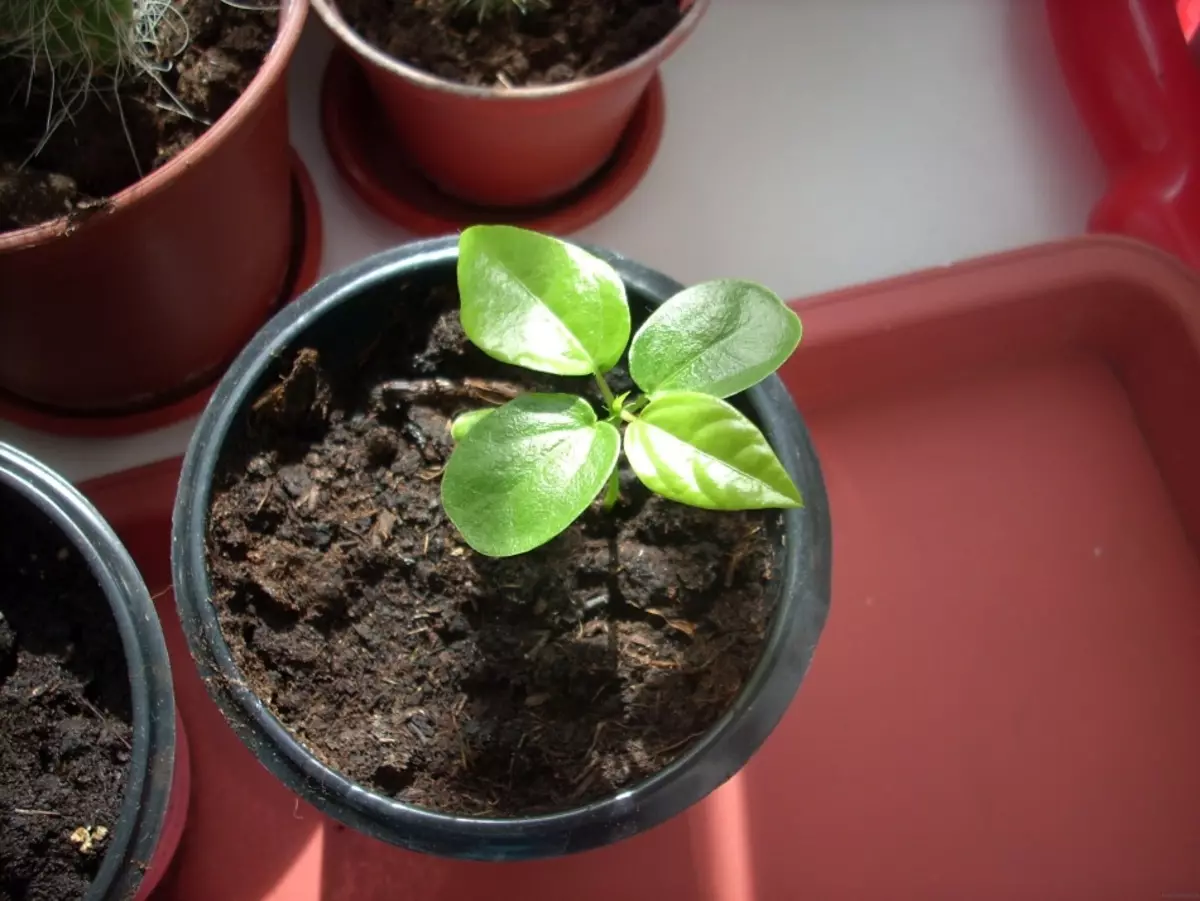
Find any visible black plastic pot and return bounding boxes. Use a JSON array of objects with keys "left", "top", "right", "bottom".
[
  {"left": 0, "top": 443, "right": 175, "bottom": 899},
  {"left": 171, "top": 237, "right": 832, "bottom": 861}
]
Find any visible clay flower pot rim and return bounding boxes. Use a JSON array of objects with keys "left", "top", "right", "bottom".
[
  {"left": 309, "top": 0, "right": 709, "bottom": 101},
  {"left": 172, "top": 236, "right": 832, "bottom": 860},
  {"left": 0, "top": 442, "right": 176, "bottom": 900},
  {"left": 0, "top": 0, "right": 309, "bottom": 251}
]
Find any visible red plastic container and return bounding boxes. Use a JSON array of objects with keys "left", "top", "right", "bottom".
[
  {"left": 0, "top": 151, "right": 324, "bottom": 438},
  {"left": 319, "top": 49, "right": 666, "bottom": 236},
  {"left": 1181, "top": 0, "right": 1200, "bottom": 40},
  {"left": 0, "top": 0, "right": 308, "bottom": 414},
  {"left": 309, "top": 0, "right": 707, "bottom": 207},
  {"left": 1048, "top": 0, "right": 1200, "bottom": 269},
  {"left": 83, "top": 237, "right": 1200, "bottom": 897}
]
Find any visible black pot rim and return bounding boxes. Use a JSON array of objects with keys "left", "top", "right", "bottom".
[
  {"left": 172, "top": 236, "right": 832, "bottom": 861},
  {"left": 0, "top": 442, "right": 175, "bottom": 900}
]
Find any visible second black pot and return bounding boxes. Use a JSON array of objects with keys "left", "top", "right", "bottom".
[
  {"left": 171, "top": 237, "right": 832, "bottom": 861},
  {"left": 0, "top": 442, "right": 176, "bottom": 899}
]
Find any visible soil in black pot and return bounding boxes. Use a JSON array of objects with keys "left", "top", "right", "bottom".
[
  {"left": 205, "top": 282, "right": 782, "bottom": 816},
  {"left": 337, "top": 0, "right": 683, "bottom": 88},
  {"left": 0, "top": 0, "right": 277, "bottom": 233},
  {"left": 0, "top": 487, "right": 133, "bottom": 900}
]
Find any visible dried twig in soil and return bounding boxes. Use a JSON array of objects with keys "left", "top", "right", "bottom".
[{"left": 373, "top": 377, "right": 520, "bottom": 411}]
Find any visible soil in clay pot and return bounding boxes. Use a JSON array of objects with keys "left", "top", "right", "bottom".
[
  {"left": 0, "top": 487, "right": 133, "bottom": 900},
  {"left": 0, "top": 0, "right": 277, "bottom": 233},
  {"left": 206, "top": 283, "right": 781, "bottom": 816},
  {"left": 336, "top": 0, "right": 683, "bottom": 87}
]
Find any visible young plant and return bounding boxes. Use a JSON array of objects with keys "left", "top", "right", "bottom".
[{"left": 441, "top": 225, "right": 805, "bottom": 558}]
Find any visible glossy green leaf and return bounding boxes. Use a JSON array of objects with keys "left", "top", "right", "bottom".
[
  {"left": 624, "top": 391, "right": 802, "bottom": 510},
  {"left": 442, "top": 393, "right": 620, "bottom": 556},
  {"left": 628, "top": 280, "right": 802, "bottom": 398},
  {"left": 449, "top": 407, "right": 494, "bottom": 442},
  {"left": 457, "top": 226, "right": 630, "bottom": 376}
]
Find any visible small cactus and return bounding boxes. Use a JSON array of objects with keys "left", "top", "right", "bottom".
[
  {"left": 453, "top": 0, "right": 550, "bottom": 22},
  {"left": 0, "top": 0, "right": 183, "bottom": 158},
  {"left": 0, "top": 0, "right": 139, "bottom": 74}
]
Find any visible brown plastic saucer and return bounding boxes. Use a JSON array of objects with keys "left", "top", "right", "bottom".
[{"left": 320, "top": 49, "right": 666, "bottom": 236}]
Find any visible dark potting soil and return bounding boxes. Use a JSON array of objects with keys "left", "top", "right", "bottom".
[
  {"left": 206, "top": 283, "right": 781, "bottom": 816},
  {"left": 0, "top": 488, "right": 133, "bottom": 901},
  {"left": 0, "top": 0, "right": 277, "bottom": 233},
  {"left": 337, "top": 0, "right": 683, "bottom": 88}
]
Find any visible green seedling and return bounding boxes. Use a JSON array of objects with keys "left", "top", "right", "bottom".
[{"left": 441, "top": 225, "right": 805, "bottom": 558}]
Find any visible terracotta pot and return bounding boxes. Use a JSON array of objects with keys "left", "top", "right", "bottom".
[
  {"left": 310, "top": 0, "right": 709, "bottom": 207},
  {"left": 0, "top": 0, "right": 309, "bottom": 414}
]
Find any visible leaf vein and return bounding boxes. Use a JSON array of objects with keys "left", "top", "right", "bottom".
[
  {"left": 642, "top": 420, "right": 778, "bottom": 492},
  {"left": 489, "top": 253, "right": 591, "bottom": 365},
  {"left": 652, "top": 314, "right": 743, "bottom": 391}
]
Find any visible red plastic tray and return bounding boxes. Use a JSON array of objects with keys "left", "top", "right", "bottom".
[{"left": 83, "top": 236, "right": 1200, "bottom": 899}]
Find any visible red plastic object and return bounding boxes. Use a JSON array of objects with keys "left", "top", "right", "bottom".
[
  {"left": 310, "top": 0, "right": 705, "bottom": 208},
  {"left": 134, "top": 712, "right": 191, "bottom": 901},
  {"left": 0, "top": 0, "right": 308, "bottom": 413},
  {"left": 82, "top": 237, "right": 1200, "bottom": 897},
  {"left": 1180, "top": 0, "right": 1200, "bottom": 40},
  {"left": 0, "top": 151, "right": 323, "bottom": 438},
  {"left": 320, "top": 50, "right": 665, "bottom": 236},
  {"left": 1048, "top": 0, "right": 1200, "bottom": 268}
]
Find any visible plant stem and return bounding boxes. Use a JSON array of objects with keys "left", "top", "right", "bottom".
[
  {"left": 602, "top": 467, "right": 620, "bottom": 511},
  {"left": 593, "top": 372, "right": 616, "bottom": 408}
]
